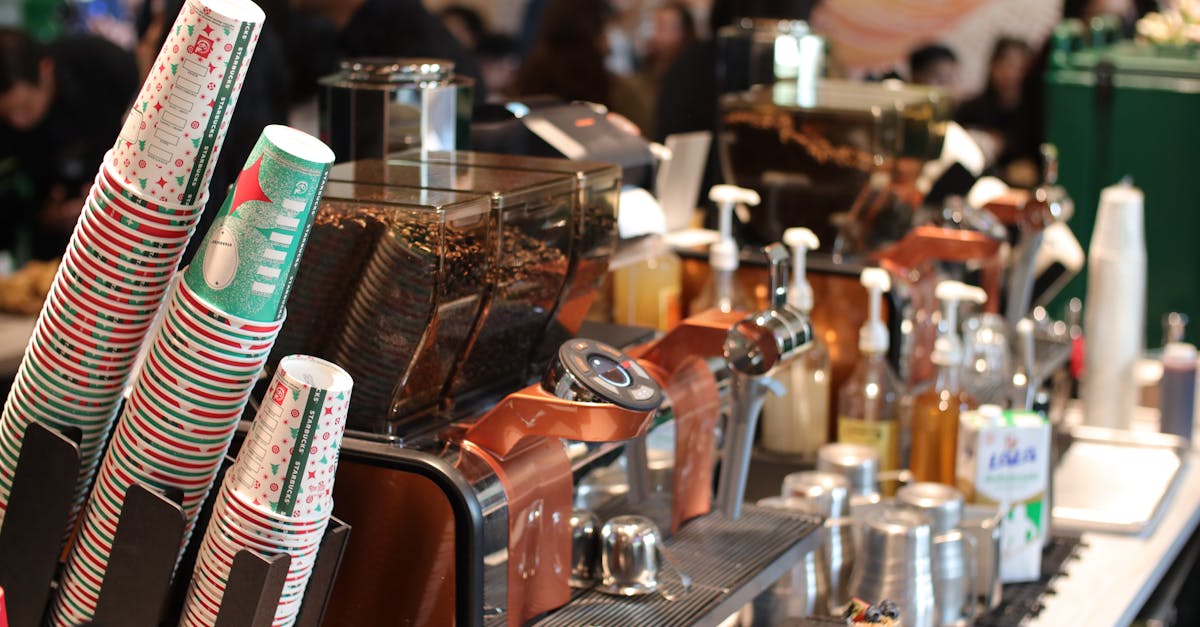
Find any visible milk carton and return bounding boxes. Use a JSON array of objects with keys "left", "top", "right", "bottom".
[{"left": 957, "top": 405, "right": 1051, "bottom": 583}]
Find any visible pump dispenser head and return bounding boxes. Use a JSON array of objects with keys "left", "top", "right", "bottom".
[
  {"left": 707, "top": 185, "right": 760, "bottom": 272},
  {"left": 932, "top": 280, "right": 987, "bottom": 366},
  {"left": 859, "top": 267, "right": 891, "bottom": 353},
  {"left": 783, "top": 227, "right": 819, "bottom": 312}
]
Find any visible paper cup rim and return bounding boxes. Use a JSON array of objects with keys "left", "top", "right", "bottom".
[
  {"left": 276, "top": 355, "right": 353, "bottom": 396},
  {"left": 152, "top": 337, "right": 262, "bottom": 386},
  {"left": 86, "top": 196, "right": 195, "bottom": 241},
  {"left": 100, "top": 158, "right": 205, "bottom": 214},
  {"left": 64, "top": 245, "right": 175, "bottom": 294},
  {"left": 168, "top": 292, "right": 281, "bottom": 342},
  {"left": 76, "top": 216, "right": 183, "bottom": 265},
  {"left": 145, "top": 342, "right": 259, "bottom": 396},
  {"left": 178, "top": 277, "right": 286, "bottom": 332}
]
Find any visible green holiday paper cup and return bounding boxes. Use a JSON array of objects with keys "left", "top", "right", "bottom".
[
  {"left": 230, "top": 354, "right": 350, "bottom": 517},
  {"left": 108, "top": 0, "right": 264, "bottom": 206},
  {"left": 185, "top": 125, "right": 333, "bottom": 322}
]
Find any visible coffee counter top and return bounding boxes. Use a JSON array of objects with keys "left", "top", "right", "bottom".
[{"left": 1031, "top": 434, "right": 1200, "bottom": 626}]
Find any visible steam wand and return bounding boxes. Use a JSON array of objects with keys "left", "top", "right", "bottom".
[{"left": 715, "top": 243, "right": 814, "bottom": 520}]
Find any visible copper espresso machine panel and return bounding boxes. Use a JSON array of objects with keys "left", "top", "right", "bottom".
[{"left": 328, "top": 340, "right": 660, "bottom": 625}]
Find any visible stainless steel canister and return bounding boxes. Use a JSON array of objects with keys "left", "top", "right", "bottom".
[
  {"left": 848, "top": 507, "right": 936, "bottom": 627},
  {"left": 319, "top": 58, "right": 471, "bottom": 162}
]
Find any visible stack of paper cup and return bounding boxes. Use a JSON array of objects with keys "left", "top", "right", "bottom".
[
  {"left": 0, "top": 165, "right": 204, "bottom": 528},
  {"left": 108, "top": 0, "right": 265, "bottom": 206},
  {"left": 53, "top": 126, "right": 333, "bottom": 626},
  {"left": 180, "top": 355, "right": 351, "bottom": 626},
  {"left": 1083, "top": 181, "right": 1147, "bottom": 430},
  {"left": 51, "top": 279, "right": 283, "bottom": 626}
]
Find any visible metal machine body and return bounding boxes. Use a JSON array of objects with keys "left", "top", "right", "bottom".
[{"left": 326, "top": 340, "right": 662, "bottom": 626}]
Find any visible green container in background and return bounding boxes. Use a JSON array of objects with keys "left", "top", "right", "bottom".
[{"left": 1046, "top": 31, "right": 1200, "bottom": 347}]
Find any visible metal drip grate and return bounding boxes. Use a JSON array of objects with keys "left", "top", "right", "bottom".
[{"left": 533, "top": 506, "right": 824, "bottom": 627}]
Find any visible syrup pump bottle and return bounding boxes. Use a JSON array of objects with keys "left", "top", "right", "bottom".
[
  {"left": 690, "top": 185, "right": 759, "bottom": 314},
  {"left": 760, "top": 227, "right": 831, "bottom": 458},
  {"left": 837, "top": 268, "right": 904, "bottom": 479},
  {"left": 910, "top": 280, "right": 986, "bottom": 484}
]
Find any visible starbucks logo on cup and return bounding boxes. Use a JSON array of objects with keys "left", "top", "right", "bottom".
[
  {"left": 272, "top": 382, "right": 288, "bottom": 405},
  {"left": 189, "top": 35, "right": 214, "bottom": 59}
]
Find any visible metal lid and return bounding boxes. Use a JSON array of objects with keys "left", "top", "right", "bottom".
[
  {"left": 816, "top": 443, "right": 879, "bottom": 496},
  {"left": 865, "top": 507, "right": 931, "bottom": 537},
  {"left": 896, "top": 482, "right": 965, "bottom": 534},
  {"left": 781, "top": 471, "right": 849, "bottom": 517},
  {"left": 338, "top": 57, "right": 455, "bottom": 84}
]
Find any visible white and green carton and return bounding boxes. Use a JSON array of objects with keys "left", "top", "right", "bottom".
[{"left": 957, "top": 405, "right": 1051, "bottom": 583}]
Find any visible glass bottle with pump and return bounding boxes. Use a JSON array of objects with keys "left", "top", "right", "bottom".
[
  {"left": 838, "top": 268, "right": 904, "bottom": 476},
  {"left": 690, "top": 185, "right": 759, "bottom": 314},
  {"left": 910, "top": 280, "right": 986, "bottom": 484},
  {"left": 761, "top": 227, "right": 831, "bottom": 458}
]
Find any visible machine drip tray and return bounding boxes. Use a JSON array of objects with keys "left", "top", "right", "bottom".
[{"left": 529, "top": 506, "right": 823, "bottom": 627}]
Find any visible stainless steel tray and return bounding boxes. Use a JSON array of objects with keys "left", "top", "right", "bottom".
[{"left": 1052, "top": 426, "right": 1188, "bottom": 534}]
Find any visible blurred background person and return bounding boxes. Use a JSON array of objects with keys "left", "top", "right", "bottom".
[
  {"left": 439, "top": 4, "right": 485, "bottom": 52},
  {"left": 516, "top": 0, "right": 651, "bottom": 132},
  {"left": 908, "top": 43, "right": 958, "bottom": 92},
  {"left": 0, "top": 26, "right": 136, "bottom": 260},
  {"left": 630, "top": 0, "right": 695, "bottom": 137},
  {"left": 956, "top": 36, "right": 1037, "bottom": 186},
  {"left": 477, "top": 33, "right": 520, "bottom": 101}
]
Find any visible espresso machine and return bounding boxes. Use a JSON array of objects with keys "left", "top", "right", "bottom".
[{"left": 268, "top": 154, "right": 825, "bottom": 625}]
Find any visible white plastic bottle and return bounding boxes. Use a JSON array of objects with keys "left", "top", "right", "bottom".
[
  {"left": 690, "top": 185, "right": 759, "bottom": 314},
  {"left": 761, "top": 228, "right": 831, "bottom": 457}
]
